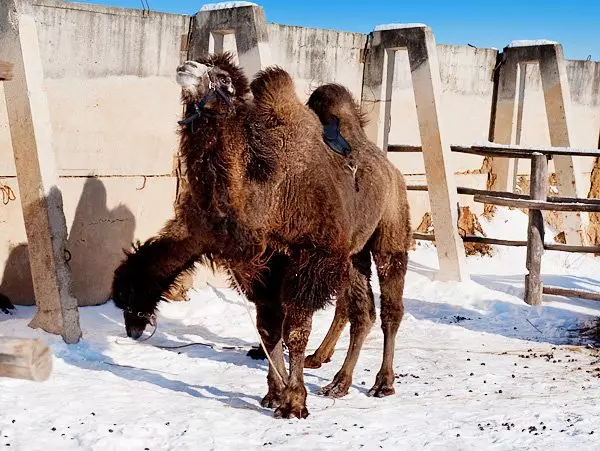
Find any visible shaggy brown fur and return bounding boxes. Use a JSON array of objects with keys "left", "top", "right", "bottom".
[
  {"left": 303, "top": 83, "right": 412, "bottom": 397},
  {"left": 111, "top": 54, "right": 411, "bottom": 418}
]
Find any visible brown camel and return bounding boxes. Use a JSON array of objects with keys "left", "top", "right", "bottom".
[{"left": 111, "top": 53, "right": 411, "bottom": 419}]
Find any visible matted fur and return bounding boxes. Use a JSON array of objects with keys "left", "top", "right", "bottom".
[{"left": 112, "top": 56, "right": 411, "bottom": 418}]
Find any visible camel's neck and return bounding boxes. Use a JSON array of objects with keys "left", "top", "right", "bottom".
[{"left": 179, "top": 115, "right": 246, "bottom": 212}]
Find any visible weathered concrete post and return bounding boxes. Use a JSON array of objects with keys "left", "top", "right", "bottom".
[
  {"left": 490, "top": 43, "right": 588, "bottom": 246},
  {"left": 362, "top": 25, "right": 469, "bottom": 282},
  {"left": 188, "top": 3, "right": 272, "bottom": 78},
  {"left": 489, "top": 53, "right": 520, "bottom": 193},
  {"left": 0, "top": 1, "right": 81, "bottom": 343}
]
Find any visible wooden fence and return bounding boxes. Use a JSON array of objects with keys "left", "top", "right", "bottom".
[{"left": 394, "top": 143, "right": 600, "bottom": 305}]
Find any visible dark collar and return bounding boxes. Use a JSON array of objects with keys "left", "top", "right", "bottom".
[{"left": 178, "top": 84, "right": 234, "bottom": 133}]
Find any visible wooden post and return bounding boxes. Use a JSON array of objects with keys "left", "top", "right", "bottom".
[
  {"left": 0, "top": 337, "right": 53, "bottom": 381},
  {"left": 0, "top": 5, "right": 82, "bottom": 343},
  {"left": 524, "top": 153, "right": 548, "bottom": 305}
]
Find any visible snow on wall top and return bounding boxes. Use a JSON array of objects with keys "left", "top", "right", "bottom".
[
  {"left": 374, "top": 23, "right": 427, "bottom": 31},
  {"left": 199, "top": 2, "right": 258, "bottom": 11},
  {"left": 507, "top": 39, "right": 558, "bottom": 47}
]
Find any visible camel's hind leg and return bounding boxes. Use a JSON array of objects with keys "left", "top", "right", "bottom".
[
  {"left": 368, "top": 249, "right": 408, "bottom": 397},
  {"left": 305, "top": 247, "right": 375, "bottom": 370},
  {"left": 304, "top": 295, "right": 348, "bottom": 369},
  {"left": 320, "top": 248, "right": 376, "bottom": 397}
]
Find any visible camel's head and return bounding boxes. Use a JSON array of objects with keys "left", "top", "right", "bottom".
[
  {"left": 111, "top": 246, "right": 159, "bottom": 340},
  {"left": 176, "top": 52, "right": 250, "bottom": 119}
]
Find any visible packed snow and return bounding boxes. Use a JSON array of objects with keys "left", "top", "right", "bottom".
[
  {"left": 508, "top": 40, "right": 558, "bottom": 48},
  {"left": 199, "top": 2, "right": 257, "bottom": 12},
  {"left": 374, "top": 23, "right": 427, "bottom": 31},
  {"left": 1, "top": 208, "right": 599, "bottom": 450}
]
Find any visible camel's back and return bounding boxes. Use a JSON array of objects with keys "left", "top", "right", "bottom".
[{"left": 248, "top": 68, "right": 377, "bottom": 252}]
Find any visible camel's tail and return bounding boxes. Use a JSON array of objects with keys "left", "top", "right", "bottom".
[{"left": 250, "top": 66, "right": 300, "bottom": 120}]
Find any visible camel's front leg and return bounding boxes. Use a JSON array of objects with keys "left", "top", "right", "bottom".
[
  {"left": 275, "top": 249, "right": 349, "bottom": 419},
  {"left": 112, "top": 219, "right": 200, "bottom": 338},
  {"left": 275, "top": 305, "right": 312, "bottom": 419}
]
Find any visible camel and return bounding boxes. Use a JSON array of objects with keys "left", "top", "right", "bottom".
[{"left": 111, "top": 53, "right": 411, "bottom": 419}]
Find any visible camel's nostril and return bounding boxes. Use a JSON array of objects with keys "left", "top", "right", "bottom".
[{"left": 127, "top": 326, "right": 144, "bottom": 340}]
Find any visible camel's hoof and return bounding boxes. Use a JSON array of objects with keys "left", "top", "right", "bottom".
[
  {"left": 320, "top": 376, "right": 351, "bottom": 398},
  {"left": 304, "top": 354, "right": 323, "bottom": 369},
  {"left": 274, "top": 404, "right": 309, "bottom": 419},
  {"left": 368, "top": 371, "right": 396, "bottom": 397},
  {"left": 367, "top": 383, "right": 395, "bottom": 398},
  {"left": 261, "top": 392, "right": 283, "bottom": 409}
]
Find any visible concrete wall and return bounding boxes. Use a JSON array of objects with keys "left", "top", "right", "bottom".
[
  {"left": 383, "top": 45, "right": 498, "bottom": 221},
  {"left": 1, "top": 0, "right": 189, "bottom": 305},
  {"left": 2, "top": 1, "right": 600, "bottom": 305},
  {"left": 267, "top": 24, "right": 366, "bottom": 102}
]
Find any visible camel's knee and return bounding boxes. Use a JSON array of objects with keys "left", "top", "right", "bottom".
[
  {"left": 346, "top": 271, "right": 375, "bottom": 332},
  {"left": 380, "top": 295, "right": 404, "bottom": 327}
]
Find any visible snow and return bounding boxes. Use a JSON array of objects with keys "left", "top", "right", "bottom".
[
  {"left": 199, "top": 1, "right": 257, "bottom": 11},
  {"left": 374, "top": 23, "right": 427, "bottom": 31},
  {"left": 508, "top": 40, "right": 558, "bottom": 48},
  {"left": 1, "top": 207, "right": 599, "bottom": 450}
]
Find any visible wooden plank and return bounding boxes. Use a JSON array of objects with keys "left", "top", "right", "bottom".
[
  {"left": 413, "top": 232, "right": 435, "bottom": 241},
  {"left": 524, "top": 153, "right": 547, "bottom": 306},
  {"left": 544, "top": 243, "right": 600, "bottom": 253},
  {"left": 388, "top": 143, "right": 600, "bottom": 158},
  {"left": 463, "top": 236, "right": 527, "bottom": 247},
  {"left": 408, "top": 185, "right": 529, "bottom": 199},
  {"left": 454, "top": 145, "right": 535, "bottom": 159},
  {"left": 387, "top": 145, "right": 423, "bottom": 153},
  {"left": 0, "top": 337, "right": 53, "bottom": 381},
  {"left": 473, "top": 195, "right": 600, "bottom": 212},
  {"left": 471, "top": 144, "right": 600, "bottom": 158},
  {"left": 413, "top": 232, "right": 527, "bottom": 247},
  {"left": 0, "top": 61, "right": 12, "bottom": 81},
  {"left": 406, "top": 184, "right": 428, "bottom": 191},
  {"left": 411, "top": 185, "right": 600, "bottom": 207},
  {"left": 543, "top": 286, "right": 600, "bottom": 302}
]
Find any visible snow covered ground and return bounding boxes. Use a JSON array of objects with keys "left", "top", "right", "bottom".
[{"left": 1, "top": 208, "right": 599, "bottom": 450}]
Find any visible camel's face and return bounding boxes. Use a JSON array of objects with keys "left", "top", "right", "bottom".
[
  {"left": 176, "top": 60, "right": 235, "bottom": 112},
  {"left": 112, "top": 266, "right": 156, "bottom": 340}
]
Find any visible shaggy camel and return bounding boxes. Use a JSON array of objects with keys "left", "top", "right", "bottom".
[{"left": 111, "top": 53, "right": 411, "bottom": 418}]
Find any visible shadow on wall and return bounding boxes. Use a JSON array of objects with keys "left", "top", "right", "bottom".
[{"left": 0, "top": 177, "right": 135, "bottom": 306}]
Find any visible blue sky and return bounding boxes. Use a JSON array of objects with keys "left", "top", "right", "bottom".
[{"left": 71, "top": 0, "right": 599, "bottom": 60}]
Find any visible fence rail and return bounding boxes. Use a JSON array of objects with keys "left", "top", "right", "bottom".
[{"left": 406, "top": 143, "right": 600, "bottom": 305}]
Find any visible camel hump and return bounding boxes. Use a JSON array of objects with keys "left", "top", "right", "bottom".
[
  {"left": 250, "top": 66, "right": 298, "bottom": 111},
  {"left": 307, "top": 83, "right": 368, "bottom": 128}
]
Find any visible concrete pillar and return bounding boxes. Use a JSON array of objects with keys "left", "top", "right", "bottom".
[
  {"left": 189, "top": 4, "right": 272, "bottom": 78},
  {"left": 489, "top": 53, "right": 520, "bottom": 192},
  {"left": 362, "top": 25, "right": 469, "bottom": 282},
  {"left": 0, "top": 2, "right": 81, "bottom": 344},
  {"left": 489, "top": 43, "right": 588, "bottom": 245}
]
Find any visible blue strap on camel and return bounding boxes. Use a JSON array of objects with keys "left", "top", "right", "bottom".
[{"left": 322, "top": 115, "right": 352, "bottom": 157}]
